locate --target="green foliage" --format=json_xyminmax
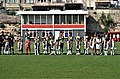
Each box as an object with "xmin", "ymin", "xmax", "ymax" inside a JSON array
[
  {"xmin": 0, "ymin": 23, "xmax": 6, "ymax": 29},
  {"xmin": 24, "ymin": 8, "xmax": 32, "ymax": 11},
  {"xmin": 100, "ymin": 12, "xmax": 107, "ymax": 26},
  {"xmin": 100, "ymin": 12, "xmax": 114, "ymax": 33},
  {"xmin": 104, "ymin": 26, "xmax": 109, "ymax": 34},
  {"xmin": 6, "ymin": 10, "xmax": 16, "ymax": 16}
]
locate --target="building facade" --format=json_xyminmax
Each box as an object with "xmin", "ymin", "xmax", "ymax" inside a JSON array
[
  {"xmin": 17, "ymin": 1, "xmax": 88, "ymax": 41},
  {"xmin": 1, "ymin": 0, "xmax": 87, "ymax": 10}
]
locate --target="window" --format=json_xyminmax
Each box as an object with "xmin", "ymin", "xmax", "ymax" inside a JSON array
[
  {"xmin": 35, "ymin": 15, "xmax": 40, "ymax": 24},
  {"xmin": 29, "ymin": 15, "xmax": 34, "ymax": 24},
  {"xmin": 60, "ymin": 15, "xmax": 65, "ymax": 24},
  {"xmin": 41, "ymin": 15, "xmax": 46, "ymax": 24},
  {"xmin": 47, "ymin": 15, "xmax": 52, "ymax": 24},
  {"xmin": 54, "ymin": 15, "xmax": 59, "ymax": 24},
  {"xmin": 67, "ymin": 15, "xmax": 72, "ymax": 24},
  {"xmin": 24, "ymin": 0, "xmax": 34, "ymax": 3},
  {"xmin": 79, "ymin": 15, "xmax": 84, "ymax": 24},
  {"xmin": 23, "ymin": 15, "xmax": 28, "ymax": 24},
  {"xmin": 7, "ymin": 0, "xmax": 19, "ymax": 3},
  {"xmin": 73, "ymin": 15, "xmax": 78, "ymax": 24}
]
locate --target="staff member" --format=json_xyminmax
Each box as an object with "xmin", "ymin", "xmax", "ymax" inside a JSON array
[
  {"xmin": 8, "ymin": 32, "xmax": 14, "ymax": 55},
  {"xmin": 59, "ymin": 31, "xmax": 64, "ymax": 54},
  {"xmin": 0, "ymin": 32, "xmax": 3, "ymax": 55},
  {"xmin": 1, "ymin": 31, "xmax": 5, "ymax": 54}
]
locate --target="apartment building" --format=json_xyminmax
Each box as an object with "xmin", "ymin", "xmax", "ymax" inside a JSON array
[{"xmin": 0, "ymin": 0, "xmax": 87, "ymax": 11}]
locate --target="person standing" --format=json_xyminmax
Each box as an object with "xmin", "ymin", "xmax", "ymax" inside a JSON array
[
  {"xmin": 18, "ymin": 38, "xmax": 22, "ymax": 54},
  {"xmin": 34, "ymin": 32, "xmax": 40, "ymax": 55},
  {"xmin": 104, "ymin": 37, "xmax": 109, "ymax": 56},
  {"xmin": 101, "ymin": 35, "xmax": 105, "ymax": 55},
  {"xmin": 59, "ymin": 32, "xmax": 64, "ymax": 54},
  {"xmin": 117, "ymin": 34, "xmax": 119, "ymax": 42},
  {"xmin": 89, "ymin": 36, "xmax": 94, "ymax": 55},
  {"xmin": 34, "ymin": 39, "xmax": 40, "ymax": 55},
  {"xmin": 1, "ymin": 31, "xmax": 5, "ymax": 54},
  {"xmin": 46, "ymin": 33, "xmax": 49, "ymax": 53},
  {"xmin": 4, "ymin": 35, "xmax": 9, "ymax": 54},
  {"xmin": 84, "ymin": 37, "xmax": 89, "ymax": 55},
  {"xmin": 67, "ymin": 38, "xmax": 72, "ymax": 55},
  {"xmin": 94, "ymin": 34, "xmax": 97, "ymax": 55},
  {"xmin": 56, "ymin": 38, "xmax": 61, "ymax": 55},
  {"xmin": 75, "ymin": 33, "xmax": 81, "ymax": 55},
  {"xmin": 76, "ymin": 38, "xmax": 81, "ymax": 55},
  {"xmin": 25, "ymin": 31, "xmax": 30, "ymax": 42},
  {"xmin": 8, "ymin": 32, "xmax": 14, "ymax": 55},
  {"xmin": 25, "ymin": 38, "xmax": 31, "ymax": 55},
  {"xmin": 50, "ymin": 39, "xmax": 56, "ymax": 55},
  {"xmin": 0, "ymin": 32, "xmax": 3, "ymax": 55},
  {"xmin": 43, "ymin": 38, "xmax": 47, "ymax": 55},
  {"xmin": 110, "ymin": 37, "xmax": 115, "ymax": 55},
  {"xmin": 49, "ymin": 32, "xmax": 54, "ymax": 54},
  {"xmin": 21, "ymin": 36, "xmax": 24, "ymax": 54},
  {"xmin": 96, "ymin": 35, "xmax": 101, "ymax": 55}
]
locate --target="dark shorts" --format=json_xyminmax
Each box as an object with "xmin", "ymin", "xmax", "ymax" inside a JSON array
[
  {"xmin": 2, "ymin": 42, "xmax": 5, "ymax": 47},
  {"xmin": 9, "ymin": 43, "xmax": 14, "ymax": 47},
  {"xmin": 0, "ymin": 42, "xmax": 2, "ymax": 47}
]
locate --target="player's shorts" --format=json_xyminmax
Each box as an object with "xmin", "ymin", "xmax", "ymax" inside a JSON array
[
  {"xmin": 2, "ymin": 42, "xmax": 5, "ymax": 47},
  {"xmin": 0, "ymin": 42, "xmax": 2, "ymax": 47},
  {"xmin": 9, "ymin": 42, "xmax": 14, "ymax": 47}
]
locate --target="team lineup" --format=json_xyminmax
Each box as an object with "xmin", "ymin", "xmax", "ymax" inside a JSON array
[{"xmin": 0, "ymin": 31, "xmax": 116, "ymax": 56}]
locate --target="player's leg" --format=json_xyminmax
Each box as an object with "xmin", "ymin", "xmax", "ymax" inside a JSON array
[
  {"xmin": 26, "ymin": 47, "xmax": 28, "ymax": 55},
  {"xmin": 11, "ymin": 43, "xmax": 14, "ymax": 55},
  {"xmin": 0, "ymin": 47, "xmax": 1, "ymax": 55},
  {"xmin": 110, "ymin": 49, "xmax": 113, "ymax": 55},
  {"xmin": 37, "ymin": 48, "xmax": 40, "ymax": 55},
  {"xmin": 2, "ymin": 43, "xmax": 5, "ymax": 54},
  {"xmin": 113, "ymin": 49, "xmax": 114, "ymax": 55},
  {"xmin": 34, "ymin": 48, "xmax": 36, "ymax": 55}
]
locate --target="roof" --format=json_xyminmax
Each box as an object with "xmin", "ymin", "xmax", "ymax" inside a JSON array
[{"xmin": 17, "ymin": 10, "xmax": 88, "ymax": 15}]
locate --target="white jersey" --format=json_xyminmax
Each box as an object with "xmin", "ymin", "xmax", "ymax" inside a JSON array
[
  {"xmin": 84, "ymin": 40, "xmax": 89, "ymax": 49},
  {"xmin": 110, "ymin": 39, "xmax": 115, "ymax": 50},
  {"xmin": 18, "ymin": 42, "xmax": 22, "ymax": 50},
  {"xmin": 96, "ymin": 38, "xmax": 101, "ymax": 49},
  {"xmin": 67, "ymin": 41, "xmax": 72, "ymax": 50},
  {"xmin": 50, "ymin": 41, "xmax": 55, "ymax": 50},
  {"xmin": 34, "ymin": 42, "xmax": 40, "ymax": 49},
  {"xmin": 5, "ymin": 41, "xmax": 9, "ymax": 51},
  {"xmin": 89, "ymin": 38, "xmax": 94, "ymax": 49},
  {"xmin": 76, "ymin": 41, "xmax": 80, "ymax": 50},
  {"xmin": 43, "ymin": 41, "xmax": 47, "ymax": 50},
  {"xmin": 104, "ymin": 40, "xmax": 109, "ymax": 51}
]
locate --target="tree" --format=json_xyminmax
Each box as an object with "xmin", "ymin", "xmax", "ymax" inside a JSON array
[
  {"xmin": 100, "ymin": 12, "xmax": 114, "ymax": 33},
  {"xmin": 0, "ymin": 23, "xmax": 6, "ymax": 29}
]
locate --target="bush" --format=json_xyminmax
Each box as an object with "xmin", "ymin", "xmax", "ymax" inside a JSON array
[
  {"xmin": 6, "ymin": 10, "xmax": 16, "ymax": 16},
  {"xmin": 0, "ymin": 23, "xmax": 6, "ymax": 29}
]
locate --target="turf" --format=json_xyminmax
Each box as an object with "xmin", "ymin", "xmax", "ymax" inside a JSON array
[{"xmin": 0, "ymin": 42, "xmax": 120, "ymax": 79}]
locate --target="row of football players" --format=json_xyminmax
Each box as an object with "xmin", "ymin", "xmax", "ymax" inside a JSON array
[
  {"xmin": 17, "ymin": 34, "xmax": 115, "ymax": 56},
  {"xmin": 85, "ymin": 34, "xmax": 115, "ymax": 56}
]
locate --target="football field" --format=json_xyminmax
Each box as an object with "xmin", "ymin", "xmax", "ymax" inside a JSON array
[{"xmin": 0, "ymin": 42, "xmax": 120, "ymax": 79}]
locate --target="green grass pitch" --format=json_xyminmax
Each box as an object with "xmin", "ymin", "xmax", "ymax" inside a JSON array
[{"xmin": 0, "ymin": 42, "xmax": 120, "ymax": 79}]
